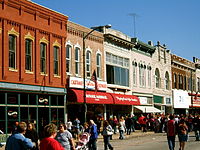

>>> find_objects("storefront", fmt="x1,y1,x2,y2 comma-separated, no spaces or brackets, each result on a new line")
0,82,66,136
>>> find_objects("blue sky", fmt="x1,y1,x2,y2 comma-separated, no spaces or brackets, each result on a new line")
31,0,200,61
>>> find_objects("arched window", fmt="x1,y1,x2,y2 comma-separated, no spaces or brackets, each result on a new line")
155,68,160,88
86,50,91,77
96,53,101,78
75,47,80,75
165,72,170,90
66,44,72,73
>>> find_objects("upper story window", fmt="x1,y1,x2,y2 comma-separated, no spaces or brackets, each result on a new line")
54,46,59,75
174,74,177,89
179,74,183,89
165,72,170,90
147,65,152,88
75,47,80,75
25,39,32,71
96,53,101,78
197,77,200,92
132,61,137,86
86,50,91,77
155,68,160,88
106,52,129,87
9,35,16,69
66,45,72,74
40,43,47,74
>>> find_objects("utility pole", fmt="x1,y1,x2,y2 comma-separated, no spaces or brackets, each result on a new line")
128,13,139,38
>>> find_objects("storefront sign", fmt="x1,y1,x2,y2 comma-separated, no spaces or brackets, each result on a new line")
69,77,107,91
111,93,140,105
173,89,190,108
67,89,114,104
138,97,148,105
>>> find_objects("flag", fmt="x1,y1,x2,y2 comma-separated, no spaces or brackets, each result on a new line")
91,70,98,92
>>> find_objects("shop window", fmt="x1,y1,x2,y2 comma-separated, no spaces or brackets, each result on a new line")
0,92,5,104
20,93,28,105
58,95,64,106
7,93,18,105
0,107,5,133
29,94,37,105
7,107,18,133
51,95,58,106
29,107,37,122
20,107,28,122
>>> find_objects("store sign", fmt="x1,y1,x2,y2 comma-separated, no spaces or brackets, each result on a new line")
69,77,107,91
173,89,190,108
139,97,148,104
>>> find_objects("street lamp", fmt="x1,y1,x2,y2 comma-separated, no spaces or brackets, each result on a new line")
83,24,111,123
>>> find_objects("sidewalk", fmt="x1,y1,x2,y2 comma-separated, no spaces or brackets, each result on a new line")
0,130,160,150
97,130,158,142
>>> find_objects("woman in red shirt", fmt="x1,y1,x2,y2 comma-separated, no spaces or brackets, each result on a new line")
40,123,64,150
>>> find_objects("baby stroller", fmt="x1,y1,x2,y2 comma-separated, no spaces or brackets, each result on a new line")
75,132,90,150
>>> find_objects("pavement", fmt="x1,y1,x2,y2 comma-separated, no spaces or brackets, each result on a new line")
0,130,158,150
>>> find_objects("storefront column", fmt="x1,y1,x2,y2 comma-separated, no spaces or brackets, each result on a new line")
104,104,106,120
36,95,39,133
64,94,67,123
131,105,134,116
18,94,21,122
49,95,51,123
5,93,8,135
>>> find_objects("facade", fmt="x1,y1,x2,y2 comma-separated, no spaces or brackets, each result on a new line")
0,0,68,134
152,42,172,114
131,38,161,114
66,21,109,122
171,54,195,114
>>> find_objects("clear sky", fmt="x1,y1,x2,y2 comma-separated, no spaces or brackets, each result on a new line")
31,0,200,61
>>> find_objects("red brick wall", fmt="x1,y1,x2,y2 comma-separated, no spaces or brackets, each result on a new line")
0,0,68,88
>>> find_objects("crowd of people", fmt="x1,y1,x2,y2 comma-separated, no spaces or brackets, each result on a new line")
3,113,200,150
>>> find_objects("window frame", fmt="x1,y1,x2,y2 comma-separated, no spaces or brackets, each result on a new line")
96,53,101,79
9,34,17,69
66,44,72,74
25,39,33,71
40,42,47,74
75,47,80,75
86,50,91,77
53,46,59,75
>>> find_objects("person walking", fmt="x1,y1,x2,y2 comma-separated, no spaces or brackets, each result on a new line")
102,120,114,150
25,122,39,150
166,115,176,150
193,115,200,141
56,123,75,150
113,116,118,134
138,114,147,132
118,118,126,140
5,122,34,150
40,123,64,150
177,119,188,150
88,120,98,150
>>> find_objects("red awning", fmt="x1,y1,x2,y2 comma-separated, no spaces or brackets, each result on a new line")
67,89,114,104
110,93,140,105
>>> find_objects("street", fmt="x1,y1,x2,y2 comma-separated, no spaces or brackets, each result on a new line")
97,132,200,150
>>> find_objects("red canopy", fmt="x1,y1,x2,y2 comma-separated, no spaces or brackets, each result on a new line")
110,93,140,105
67,89,114,104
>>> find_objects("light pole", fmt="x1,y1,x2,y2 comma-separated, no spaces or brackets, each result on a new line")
83,24,111,123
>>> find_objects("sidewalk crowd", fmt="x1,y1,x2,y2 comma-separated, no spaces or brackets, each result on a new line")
1,113,200,150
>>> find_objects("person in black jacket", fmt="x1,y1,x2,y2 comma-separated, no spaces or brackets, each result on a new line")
25,122,39,150
193,115,200,141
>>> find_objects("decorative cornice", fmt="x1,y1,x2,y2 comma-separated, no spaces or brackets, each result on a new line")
8,27,19,37
24,32,35,41
39,37,49,44
53,40,61,48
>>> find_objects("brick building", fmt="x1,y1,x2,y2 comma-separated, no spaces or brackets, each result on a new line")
171,54,195,114
0,0,68,134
